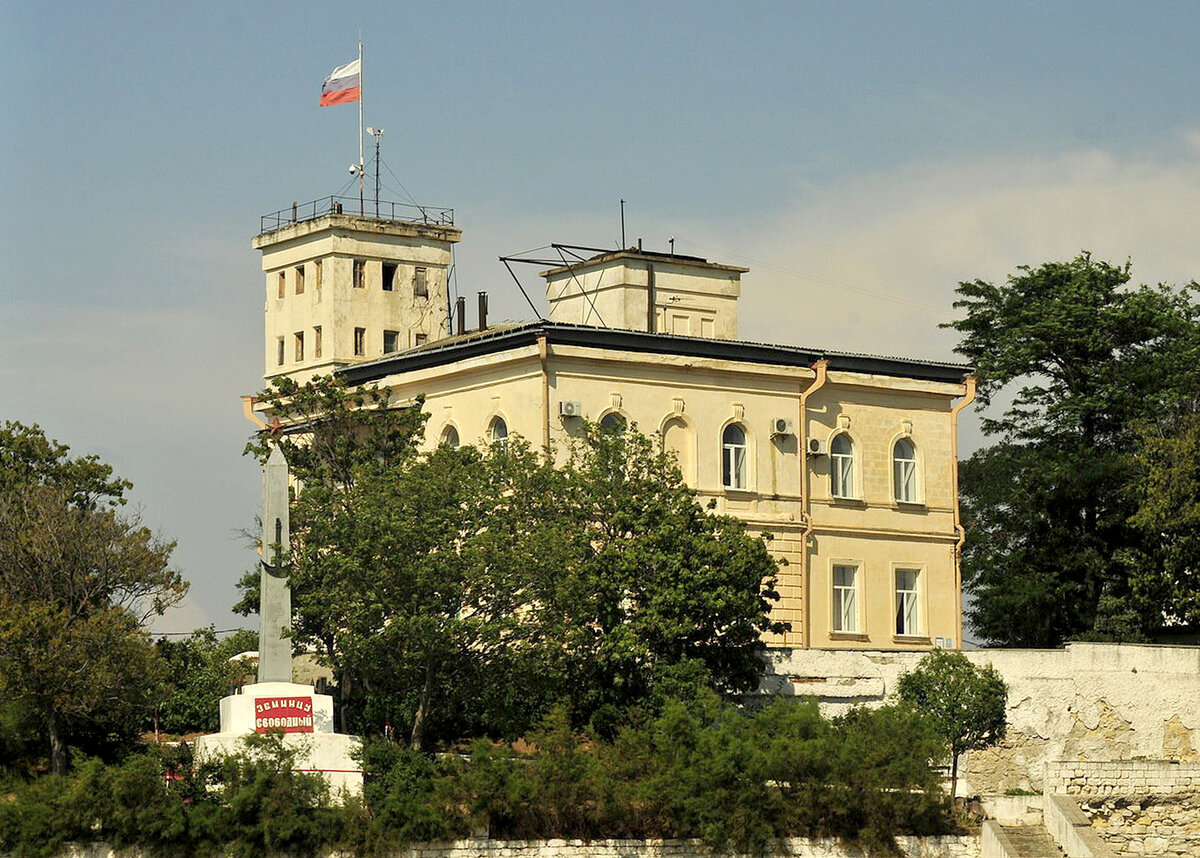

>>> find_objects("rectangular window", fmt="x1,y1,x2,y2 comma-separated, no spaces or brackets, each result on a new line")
353,327,366,356
313,259,322,291
895,568,920,636
313,326,322,358
382,262,397,292
295,266,305,294
294,331,304,361
414,332,428,346
413,267,428,297
277,271,286,299
832,564,859,633
353,259,366,289
383,330,399,353
276,337,285,366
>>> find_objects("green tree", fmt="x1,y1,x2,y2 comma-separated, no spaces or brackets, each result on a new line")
0,423,186,773
945,253,1200,645
1129,410,1200,627
896,650,1007,801
152,627,259,736
242,377,785,748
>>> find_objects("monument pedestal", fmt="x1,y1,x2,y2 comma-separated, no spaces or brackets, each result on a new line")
193,681,363,796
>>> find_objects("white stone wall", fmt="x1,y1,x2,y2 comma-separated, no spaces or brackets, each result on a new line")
761,642,1200,793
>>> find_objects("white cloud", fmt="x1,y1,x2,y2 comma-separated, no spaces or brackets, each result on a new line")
678,134,1200,362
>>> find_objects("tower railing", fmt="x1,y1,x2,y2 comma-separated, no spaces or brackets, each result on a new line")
259,197,455,234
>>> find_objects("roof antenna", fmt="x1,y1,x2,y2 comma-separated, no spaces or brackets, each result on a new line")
620,199,626,249
669,236,675,256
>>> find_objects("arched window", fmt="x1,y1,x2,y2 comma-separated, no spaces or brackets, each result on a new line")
440,425,460,449
661,417,692,485
722,424,747,490
489,417,508,447
893,437,917,502
830,434,855,499
599,412,627,433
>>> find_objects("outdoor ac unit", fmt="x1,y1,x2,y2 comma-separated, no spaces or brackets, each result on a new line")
772,417,795,437
808,437,828,456
559,401,583,418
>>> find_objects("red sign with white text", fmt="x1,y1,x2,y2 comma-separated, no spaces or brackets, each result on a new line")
254,696,315,733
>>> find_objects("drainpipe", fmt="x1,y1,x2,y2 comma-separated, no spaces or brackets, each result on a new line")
537,335,551,451
241,395,268,430
797,359,830,650
949,375,978,651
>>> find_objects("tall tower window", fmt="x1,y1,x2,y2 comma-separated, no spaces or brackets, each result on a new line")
277,271,286,299
831,434,855,499
414,267,428,298
353,327,366,356
382,262,397,292
294,331,304,361
383,330,399,353
893,438,918,503
295,266,305,294
353,259,366,289
722,424,747,490
276,337,285,366
895,568,920,636
313,326,322,359
313,259,322,291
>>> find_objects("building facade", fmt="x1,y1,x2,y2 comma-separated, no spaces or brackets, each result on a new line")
250,204,974,651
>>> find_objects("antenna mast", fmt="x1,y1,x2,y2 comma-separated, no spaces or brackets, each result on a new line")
620,199,626,248
357,40,365,215
367,127,384,217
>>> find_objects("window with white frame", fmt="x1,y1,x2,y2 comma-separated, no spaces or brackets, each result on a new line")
440,425,460,448
832,564,859,633
830,433,855,498
893,438,917,503
489,417,508,447
722,424,747,490
895,568,920,636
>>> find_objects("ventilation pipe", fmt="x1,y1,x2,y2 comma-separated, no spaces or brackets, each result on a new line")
477,292,488,332
455,296,466,335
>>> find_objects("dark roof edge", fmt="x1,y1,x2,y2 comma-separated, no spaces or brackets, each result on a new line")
339,322,972,386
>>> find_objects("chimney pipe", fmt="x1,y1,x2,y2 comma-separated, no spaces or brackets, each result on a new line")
455,296,466,335
477,291,488,332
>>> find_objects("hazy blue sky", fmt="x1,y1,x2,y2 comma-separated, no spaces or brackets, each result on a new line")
3,1,1198,635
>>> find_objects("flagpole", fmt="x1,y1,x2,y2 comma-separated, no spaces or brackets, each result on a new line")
357,39,365,216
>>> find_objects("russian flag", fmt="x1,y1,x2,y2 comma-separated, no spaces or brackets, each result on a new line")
321,59,360,106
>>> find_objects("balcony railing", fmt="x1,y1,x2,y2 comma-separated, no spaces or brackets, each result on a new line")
259,196,455,233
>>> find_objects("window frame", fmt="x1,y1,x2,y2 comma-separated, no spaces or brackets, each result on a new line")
830,432,856,499
440,424,460,449
893,566,923,638
313,326,322,359
488,416,509,447
294,331,304,362
831,562,861,634
353,327,366,356
413,267,428,298
295,265,305,295
383,329,399,354
352,259,366,289
892,436,919,504
722,423,748,491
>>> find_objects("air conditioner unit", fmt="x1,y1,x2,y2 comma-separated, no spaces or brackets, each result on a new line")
772,417,795,437
559,401,583,418
808,437,828,456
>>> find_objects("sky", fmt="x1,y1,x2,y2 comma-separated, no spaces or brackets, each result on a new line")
3,1,1199,636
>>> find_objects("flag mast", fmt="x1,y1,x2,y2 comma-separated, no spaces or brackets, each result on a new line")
357,39,365,215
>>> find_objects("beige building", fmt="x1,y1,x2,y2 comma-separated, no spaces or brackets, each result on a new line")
251,203,975,651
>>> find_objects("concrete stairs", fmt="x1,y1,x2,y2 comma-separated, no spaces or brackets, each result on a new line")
998,823,1063,856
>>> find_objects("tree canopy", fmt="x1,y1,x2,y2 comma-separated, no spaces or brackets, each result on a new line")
0,422,186,773
896,650,1007,801
242,376,786,748
944,253,1200,645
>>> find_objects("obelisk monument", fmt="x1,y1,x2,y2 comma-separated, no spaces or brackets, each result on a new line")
258,445,292,683
193,443,362,795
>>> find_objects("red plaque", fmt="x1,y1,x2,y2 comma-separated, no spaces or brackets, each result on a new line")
254,696,315,733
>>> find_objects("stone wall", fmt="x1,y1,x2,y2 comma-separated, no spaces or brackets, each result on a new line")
761,642,1200,793
1046,761,1200,796
61,837,981,858
1075,795,1200,857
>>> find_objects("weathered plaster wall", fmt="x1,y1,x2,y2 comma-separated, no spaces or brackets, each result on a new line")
761,643,1200,793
